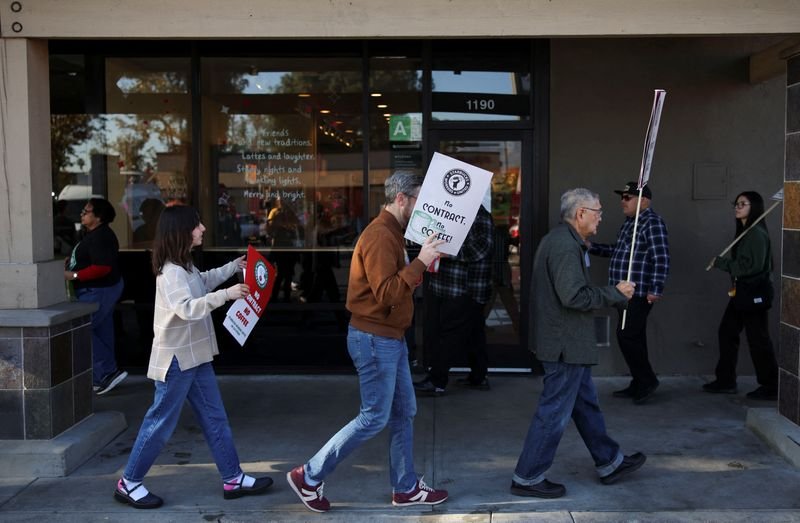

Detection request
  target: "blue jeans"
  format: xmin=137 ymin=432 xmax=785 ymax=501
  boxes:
xmin=306 ymin=325 xmax=418 ymax=492
xmin=123 ymin=358 xmax=242 ymax=483
xmin=76 ymin=279 xmax=124 ymax=385
xmin=513 ymin=361 xmax=623 ymax=485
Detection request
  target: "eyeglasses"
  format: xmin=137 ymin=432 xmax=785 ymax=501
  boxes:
xmin=80 ymin=208 xmax=94 ymax=216
xmin=733 ymin=201 xmax=751 ymax=209
xmin=621 ymin=195 xmax=635 ymax=202
xmin=582 ymin=207 xmax=603 ymax=217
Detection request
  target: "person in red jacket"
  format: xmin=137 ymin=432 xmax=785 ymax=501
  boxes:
xmin=63 ymin=198 xmax=127 ymax=395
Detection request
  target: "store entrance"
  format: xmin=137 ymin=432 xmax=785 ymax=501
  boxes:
xmin=425 ymin=129 xmax=536 ymax=370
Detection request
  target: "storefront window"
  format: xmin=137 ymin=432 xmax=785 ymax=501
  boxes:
xmin=105 ymin=58 xmax=191 ymax=247
xmin=48 ymin=40 xmax=538 ymax=369
xmin=51 ymin=54 xmax=93 ymax=255
xmin=201 ymin=57 xmax=363 ymax=304
xmin=201 ymin=58 xmax=364 ymax=248
xmin=50 ymin=56 xmax=192 ymax=252
xmin=431 ymin=41 xmax=531 ymax=121
xmin=368 ymin=54 xmax=423 ymax=219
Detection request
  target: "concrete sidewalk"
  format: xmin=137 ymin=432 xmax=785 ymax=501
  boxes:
xmin=1 ymin=374 xmax=799 ymax=522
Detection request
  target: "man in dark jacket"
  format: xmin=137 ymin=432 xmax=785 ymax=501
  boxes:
xmin=510 ymin=188 xmax=645 ymax=499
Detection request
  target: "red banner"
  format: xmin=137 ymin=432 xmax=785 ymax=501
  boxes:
xmin=243 ymin=245 xmax=275 ymax=318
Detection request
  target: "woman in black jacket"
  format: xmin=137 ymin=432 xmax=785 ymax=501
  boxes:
xmin=63 ymin=197 xmax=127 ymax=395
xmin=703 ymin=191 xmax=778 ymax=400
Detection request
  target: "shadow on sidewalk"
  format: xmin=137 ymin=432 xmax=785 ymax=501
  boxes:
xmin=1 ymin=375 xmax=799 ymax=521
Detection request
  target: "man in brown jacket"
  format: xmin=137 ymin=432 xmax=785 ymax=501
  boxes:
xmin=287 ymin=171 xmax=448 ymax=512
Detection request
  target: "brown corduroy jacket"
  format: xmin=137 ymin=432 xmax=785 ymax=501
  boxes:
xmin=346 ymin=209 xmax=426 ymax=340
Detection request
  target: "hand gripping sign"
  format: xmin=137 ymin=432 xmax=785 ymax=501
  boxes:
xmin=223 ymin=245 xmax=275 ymax=346
xmin=404 ymin=152 xmax=493 ymax=256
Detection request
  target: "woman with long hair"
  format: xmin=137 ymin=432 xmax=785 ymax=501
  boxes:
xmin=114 ymin=205 xmax=272 ymax=509
xmin=64 ymin=197 xmax=127 ymax=395
xmin=703 ymin=191 xmax=778 ymax=400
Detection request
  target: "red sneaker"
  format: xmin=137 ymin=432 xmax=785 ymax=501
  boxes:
xmin=392 ymin=477 xmax=448 ymax=506
xmin=286 ymin=465 xmax=330 ymax=513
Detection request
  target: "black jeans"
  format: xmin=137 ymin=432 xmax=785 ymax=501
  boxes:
xmin=426 ymin=294 xmax=488 ymax=389
xmin=715 ymin=300 xmax=778 ymax=390
xmin=616 ymin=296 xmax=658 ymax=391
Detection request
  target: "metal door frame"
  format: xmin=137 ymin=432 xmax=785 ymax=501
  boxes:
xmin=426 ymin=128 xmax=538 ymax=363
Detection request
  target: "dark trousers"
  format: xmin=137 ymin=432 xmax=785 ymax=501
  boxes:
xmin=269 ymin=252 xmax=298 ymax=302
xmin=427 ymin=294 xmax=488 ymax=388
xmin=616 ymin=297 xmax=658 ymax=392
xmin=715 ymin=300 xmax=778 ymax=390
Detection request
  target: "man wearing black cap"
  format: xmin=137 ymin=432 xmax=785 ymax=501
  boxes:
xmin=588 ymin=182 xmax=670 ymax=404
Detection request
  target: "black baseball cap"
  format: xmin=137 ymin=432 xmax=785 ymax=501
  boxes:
xmin=614 ymin=181 xmax=652 ymax=199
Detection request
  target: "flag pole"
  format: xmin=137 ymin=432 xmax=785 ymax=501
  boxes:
xmin=621 ymin=186 xmax=644 ymax=330
xmin=621 ymin=89 xmax=666 ymax=330
xmin=705 ymin=194 xmax=783 ymax=271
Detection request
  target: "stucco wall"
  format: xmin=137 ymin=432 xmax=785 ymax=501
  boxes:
xmin=2 ymin=1 xmax=799 ymax=39
xmin=550 ymin=36 xmax=786 ymax=377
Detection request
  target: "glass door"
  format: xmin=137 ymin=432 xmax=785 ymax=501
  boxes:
xmin=426 ymin=129 xmax=535 ymax=370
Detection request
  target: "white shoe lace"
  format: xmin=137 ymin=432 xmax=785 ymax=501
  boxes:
xmin=416 ymin=477 xmax=435 ymax=493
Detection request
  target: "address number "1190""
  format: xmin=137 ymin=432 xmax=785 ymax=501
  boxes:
xmin=466 ymin=99 xmax=496 ymax=111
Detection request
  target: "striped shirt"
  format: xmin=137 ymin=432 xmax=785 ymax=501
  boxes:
xmin=589 ymin=207 xmax=670 ymax=297
xmin=429 ymin=207 xmax=494 ymax=304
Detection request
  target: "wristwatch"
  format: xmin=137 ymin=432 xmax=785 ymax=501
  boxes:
xmin=72 ymin=272 xmax=78 ymax=280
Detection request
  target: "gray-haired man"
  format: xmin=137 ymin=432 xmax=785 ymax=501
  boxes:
xmin=511 ymin=188 xmax=646 ymax=498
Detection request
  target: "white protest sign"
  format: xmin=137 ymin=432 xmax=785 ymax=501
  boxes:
xmin=404 ymin=152 xmax=493 ymax=256
xmin=223 ymin=299 xmax=256 ymax=346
